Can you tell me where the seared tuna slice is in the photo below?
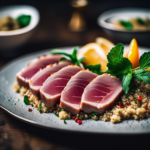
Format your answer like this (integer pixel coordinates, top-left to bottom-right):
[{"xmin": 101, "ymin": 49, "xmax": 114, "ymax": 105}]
[
  {"xmin": 17, "ymin": 55, "xmax": 62, "ymax": 88},
  {"xmin": 60, "ymin": 70, "xmax": 97, "ymax": 115},
  {"xmin": 40, "ymin": 65, "xmax": 81, "ymax": 107},
  {"xmin": 29, "ymin": 61, "xmax": 72, "ymax": 98},
  {"xmin": 81, "ymin": 74, "xmax": 123, "ymax": 114}
]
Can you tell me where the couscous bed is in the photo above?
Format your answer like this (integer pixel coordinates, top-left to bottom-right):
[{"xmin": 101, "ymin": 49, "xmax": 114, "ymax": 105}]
[{"xmin": 13, "ymin": 79, "xmax": 150, "ymax": 124}]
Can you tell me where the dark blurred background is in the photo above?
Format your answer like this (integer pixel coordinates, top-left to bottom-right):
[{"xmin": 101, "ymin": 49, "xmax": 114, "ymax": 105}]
[
  {"xmin": 1, "ymin": 1, "xmax": 150, "ymax": 150},
  {"xmin": 0, "ymin": 0, "xmax": 150, "ymax": 61}
]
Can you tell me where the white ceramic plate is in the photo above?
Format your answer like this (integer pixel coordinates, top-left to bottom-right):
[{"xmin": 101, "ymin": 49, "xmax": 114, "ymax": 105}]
[{"xmin": 0, "ymin": 46, "xmax": 150, "ymax": 134}]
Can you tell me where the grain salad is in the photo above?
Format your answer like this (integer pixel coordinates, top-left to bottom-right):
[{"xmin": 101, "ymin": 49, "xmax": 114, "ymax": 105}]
[{"xmin": 13, "ymin": 79, "xmax": 150, "ymax": 124}]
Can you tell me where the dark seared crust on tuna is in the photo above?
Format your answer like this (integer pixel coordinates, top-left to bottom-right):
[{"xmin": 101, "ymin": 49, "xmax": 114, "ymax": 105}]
[
  {"xmin": 29, "ymin": 61, "xmax": 72, "ymax": 98},
  {"xmin": 16, "ymin": 55, "xmax": 62, "ymax": 88},
  {"xmin": 40, "ymin": 65, "xmax": 81, "ymax": 107},
  {"xmin": 81, "ymin": 74, "xmax": 123, "ymax": 114},
  {"xmin": 60, "ymin": 70, "xmax": 97, "ymax": 115}
]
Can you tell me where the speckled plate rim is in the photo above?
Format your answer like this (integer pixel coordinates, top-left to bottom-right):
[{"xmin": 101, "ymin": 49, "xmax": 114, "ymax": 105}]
[{"xmin": 1, "ymin": 46, "xmax": 150, "ymax": 135}]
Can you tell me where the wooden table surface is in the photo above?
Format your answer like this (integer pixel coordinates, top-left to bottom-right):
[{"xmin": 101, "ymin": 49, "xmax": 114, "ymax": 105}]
[{"xmin": 1, "ymin": 3, "xmax": 150, "ymax": 150}]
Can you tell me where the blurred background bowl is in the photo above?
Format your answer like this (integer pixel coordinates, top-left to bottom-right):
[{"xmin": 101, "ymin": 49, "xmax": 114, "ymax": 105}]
[
  {"xmin": 0, "ymin": 5, "xmax": 40, "ymax": 50},
  {"xmin": 97, "ymin": 8, "xmax": 150, "ymax": 45}
]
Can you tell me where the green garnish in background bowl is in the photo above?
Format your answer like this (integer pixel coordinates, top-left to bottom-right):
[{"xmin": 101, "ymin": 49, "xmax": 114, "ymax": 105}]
[
  {"xmin": 16, "ymin": 14, "xmax": 31, "ymax": 28},
  {"xmin": 119, "ymin": 20, "xmax": 133, "ymax": 30}
]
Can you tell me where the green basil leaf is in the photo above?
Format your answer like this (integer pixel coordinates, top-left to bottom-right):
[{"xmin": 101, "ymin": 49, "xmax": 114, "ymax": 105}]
[
  {"xmin": 139, "ymin": 52, "xmax": 150, "ymax": 69},
  {"xmin": 24, "ymin": 95, "xmax": 29, "ymax": 105},
  {"xmin": 119, "ymin": 20, "xmax": 133, "ymax": 30},
  {"xmin": 122, "ymin": 73, "xmax": 133, "ymax": 94}
]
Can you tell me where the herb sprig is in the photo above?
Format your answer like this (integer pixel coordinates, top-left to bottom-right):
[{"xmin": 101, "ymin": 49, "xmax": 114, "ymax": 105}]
[
  {"xmin": 51, "ymin": 47, "xmax": 103, "ymax": 75},
  {"xmin": 85, "ymin": 64, "xmax": 102, "ymax": 75},
  {"xmin": 107, "ymin": 43, "xmax": 150, "ymax": 94},
  {"xmin": 50, "ymin": 47, "xmax": 85, "ymax": 66}
]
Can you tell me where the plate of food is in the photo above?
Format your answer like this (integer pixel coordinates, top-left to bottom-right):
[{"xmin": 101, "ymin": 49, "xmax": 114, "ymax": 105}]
[{"xmin": 1, "ymin": 38, "xmax": 150, "ymax": 134}]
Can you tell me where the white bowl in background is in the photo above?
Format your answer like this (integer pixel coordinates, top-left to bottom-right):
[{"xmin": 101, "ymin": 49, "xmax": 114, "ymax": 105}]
[
  {"xmin": 97, "ymin": 8, "xmax": 150, "ymax": 45},
  {"xmin": 0, "ymin": 5, "xmax": 40, "ymax": 50}
]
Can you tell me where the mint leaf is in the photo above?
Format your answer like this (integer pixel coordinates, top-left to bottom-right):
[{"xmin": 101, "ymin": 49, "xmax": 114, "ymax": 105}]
[
  {"xmin": 17, "ymin": 15, "xmax": 31, "ymax": 28},
  {"xmin": 85, "ymin": 64, "xmax": 102, "ymax": 75},
  {"xmin": 24, "ymin": 95, "xmax": 29, "ymax": 105},
  {"xmin": 134, "ymin": 69, "xmax": 150, "ymax": 84},
  {"xmin": 139, "ymin": 52, "xmax": 150, "ymax": 69},
  {"xmin": 107, "ymin": 57, "xmax": 133, "ymax": 79},
  {"xmin": 122, "ymin": 73, "xmax": 133, "ymax": 94},
  {"xmin": 107, "ymin": 43, "xmax": 124, "ymax": 62},
  {"xmin": 119, "ymin": 20, "xmax": 133, "ymax": 30}
]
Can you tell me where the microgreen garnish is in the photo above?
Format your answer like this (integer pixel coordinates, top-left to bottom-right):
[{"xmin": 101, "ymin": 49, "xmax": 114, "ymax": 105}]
[
  {"xmin": 24, "ymin": 95, "xmax": 29, "ymax": 105},
  {"xmin": 54, "ymin": 111, "xmax": 59, "ymax": 117},
  {"xmin": 107, "ymin": 43, "xmax": 150, "ymax": 94},
  {"xmin": 119, "ymin": 20, "xmax": 133, "ymax": 30},
  {"xmin": 39, "ymin": 103, "xmax": 42, "ymax": 113},
  {"xmin": 16, "ymin": 14, "xmax": 31, "ymax": 28},
  {"xmin": 85, "ymin": 64, "xmax": 102, "ymax": 75},
  {"xmin": 50, "ymin": 47, "xmax": 85, "ymax": 66},
  {"xmin": 31, "ymin": 104, "xmax": 33, "ymax": 107},
  {"xmin": 64, "ymin": 120, "xmax": 67, "ymax": 124},
  {"xmin": 59, "ymin": 108, "xmax": 64, "ymax": 112},
  {"xmin": 92, "ymin": 113, "xmax": 98, "ymax": 117},
  {"xmin": 136, "ymin": 18, "xmax": 145, "ymax": 25}
]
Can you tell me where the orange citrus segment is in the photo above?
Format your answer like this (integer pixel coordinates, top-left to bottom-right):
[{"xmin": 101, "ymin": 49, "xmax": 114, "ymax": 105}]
[
  {"xmin": 77, "ymin": 43, "xmax": 108, "ymax": 71},
  {"xmin": 96, "ymin": 37, "xmax": 115, "ymax": 55},
  {"xmin": 124, "ymin": 38, "xmax": 139, "ymax": 68}
]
